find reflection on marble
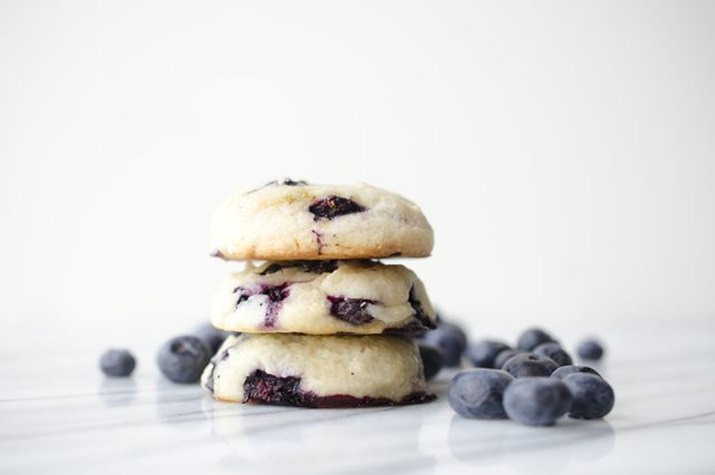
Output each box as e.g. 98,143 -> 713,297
1,318 -> 715,474
448,415 -> 615,473
98,378 -> 138,407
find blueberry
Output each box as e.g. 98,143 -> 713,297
533,342 -> 573,367
503,377 -> 572,426
193,322 -> 232,354
448,369 -> 514,419
407,287 -> 436,331
308,195 -> 366,220
562,373 -> 615,419
577,339 -> 605,360
418,344 -> 444,381
551,365 -> 602,380
421,321 -> 467,367
502,353 -> 559,378
517,327 -> 556,351
261,260 -> 339,275
100,349 -> 136,377
157,335 -> 212,384
494,349 -> 528,370
327,296 -> 376,325
244,370 -> 304,405
465,340 -> 511,368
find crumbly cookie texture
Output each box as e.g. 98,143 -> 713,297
210,260 -> 436,335
201,333 -> 434,407
209,180 -> 434,261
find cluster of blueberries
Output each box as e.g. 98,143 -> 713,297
418,323 -> 614,426
99,324 -> 232,383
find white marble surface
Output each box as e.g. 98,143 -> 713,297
2,317 -> 714,475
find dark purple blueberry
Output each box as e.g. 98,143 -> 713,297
234,283 -> 291,305
308,195 -> 366,221
533,342 -> 573,367
327,296 -> 375,325
551,365 -> 602,380
562,373 -> 615,419
465,340 -> 511,368
100,349 -> 136,377
420,321 -> 467,367
193,322 -> 232,354
244,370 -> 304,405
260,260 -> 339,275
448,369 -> 514,419
418,344 -> 444,381
407,287 -> 437,331
502,353 -> 559,378
298,260 -> 339,274
157,335 -> 212,384
577,339 -> 605,360
264,284 -> 290,302
517,327 -> 557,351
494,349 -> 528,370
259,263 -> 284,275
503,377 -> 572,426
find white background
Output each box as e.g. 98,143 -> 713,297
1,1 -> 714,345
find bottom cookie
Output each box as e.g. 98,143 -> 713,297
201,333 -> 434,407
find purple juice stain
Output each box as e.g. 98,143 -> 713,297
242,369 -> 435,407
327,296 -> 376,325
308,195 -> 366,221
234,283 -> 291,328
311,230 -> 325,254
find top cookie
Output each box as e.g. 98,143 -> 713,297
210,180 -> 434,261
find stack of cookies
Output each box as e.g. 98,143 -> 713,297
201,180 -> 438,407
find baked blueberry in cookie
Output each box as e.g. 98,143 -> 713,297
327,296 -> 376,325
308,196 -> 367,221
260,260 -> 340,276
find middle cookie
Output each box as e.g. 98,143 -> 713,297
211,260 -> 436,335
